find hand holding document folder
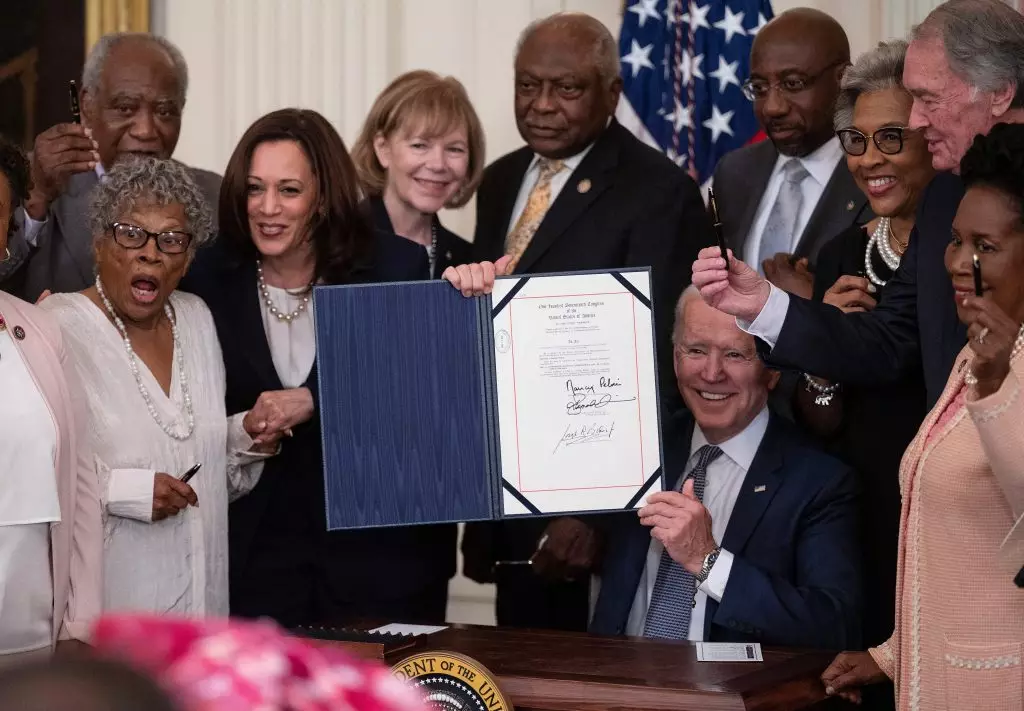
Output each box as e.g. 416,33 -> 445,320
314,268 -> 665,529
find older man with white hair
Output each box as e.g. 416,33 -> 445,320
691,0 -> 1024,409
0,32 -> 220,302
590,287 -> 861,649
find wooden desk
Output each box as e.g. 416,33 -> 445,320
384,625 -> 847,711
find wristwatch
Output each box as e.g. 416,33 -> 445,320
695,546 -> 721,585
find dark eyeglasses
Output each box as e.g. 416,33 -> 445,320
741,60 -> 846,102
110,222 -> 193,255
836,126 -> 913,156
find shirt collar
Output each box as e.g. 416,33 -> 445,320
690,406 -> 770,472
526,140 -> 596,175
772,135 -> 843,187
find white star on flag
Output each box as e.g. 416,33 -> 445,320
665,147 -> 688,168
713,7 -> 747,44
681,3 -> 711,31
749,13 -> 769,36
678,49 -> 705,84
703,104 -> 735,143
708,56 -> 741,93
664,98 -> 694,133
628,0 -> 662,28
621,40 -> 655,78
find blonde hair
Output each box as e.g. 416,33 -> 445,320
352,70 -> 485,209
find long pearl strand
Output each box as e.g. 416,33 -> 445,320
95,277 -> 195,441
426,222 -> 438,276
257,261 -> 311,322
864,217 -> 903,287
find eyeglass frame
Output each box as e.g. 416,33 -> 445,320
836,126 -> 914,157
741,60 -> 847,102
109,222 -> 194,255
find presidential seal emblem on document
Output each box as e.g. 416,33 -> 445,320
393,651 -> 513,711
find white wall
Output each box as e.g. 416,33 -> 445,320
150,0 -> 947,624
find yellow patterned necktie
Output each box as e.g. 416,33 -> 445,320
505,158 -> 565,269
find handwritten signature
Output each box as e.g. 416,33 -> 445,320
553,421 -> 617,453
564,378 -> 636,415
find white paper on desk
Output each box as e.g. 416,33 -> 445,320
491,271 -> 662,516
370,623 -> 447,636
696,642 -> 763,662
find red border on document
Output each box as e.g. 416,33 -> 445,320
504,289 -> 649,495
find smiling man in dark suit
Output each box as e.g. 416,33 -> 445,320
712,8 -> 865,299
463,11 -> 713,632
590,287 -> 861,649
0,33 -> 220,302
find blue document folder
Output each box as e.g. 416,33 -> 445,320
314,270 -> 664,530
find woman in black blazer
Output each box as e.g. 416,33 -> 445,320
352,70 -> 483,278
184,108 -> 456,627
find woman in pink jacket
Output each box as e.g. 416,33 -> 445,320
0,138 -> 102,664
823,123 -> 1024,709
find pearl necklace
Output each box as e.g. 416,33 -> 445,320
965,323 -> 1024,388
95,277 -> 195,440
864,217 -> 903,287
257,261 -> 312,322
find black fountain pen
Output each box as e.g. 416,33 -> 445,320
707,187 -> 728,267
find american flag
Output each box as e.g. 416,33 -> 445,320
617,0 -> 774,186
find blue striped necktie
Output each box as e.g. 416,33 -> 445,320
643,444 -> 723,640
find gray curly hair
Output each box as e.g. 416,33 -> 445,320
834,39 -> 909,131
90,156 -> 213,248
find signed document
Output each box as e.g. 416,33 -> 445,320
492,270 -> 663,515
314,269 -> 664,530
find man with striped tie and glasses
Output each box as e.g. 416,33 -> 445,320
591,287 -> 862,649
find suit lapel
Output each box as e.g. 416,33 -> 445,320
229,260 -> 283,390
513,124 -> 621,274
796,163 -> 867,261
733,142 -> 777,258
482,149 -> 533,258
59,171 -> 100,283
719,414 -> 785,554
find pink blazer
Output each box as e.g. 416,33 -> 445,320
0,292 -> 102,643
870,344 -> 1024,711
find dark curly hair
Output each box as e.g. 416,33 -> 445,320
0,135 -> 31,235
219,108 -> 373,285
960,123 -> 1024,225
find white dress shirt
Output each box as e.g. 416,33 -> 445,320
624,407 -> 770,640
0,327 -> 61,654
505,143 -> 597,237
738,284 -> 791,348
258,284 -> 316,389
742,137 -> 844,266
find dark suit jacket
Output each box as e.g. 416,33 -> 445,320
767,172 -> 966,408
712,139 -> 867,266
0,164 -> 221,302
473,119 -> 712,403
463,120 -> 713,584
590,410 -> 862,650
368,196 -> 471,279
182,233 -> 458,612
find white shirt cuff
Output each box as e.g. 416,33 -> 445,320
106,468 -> 154,522
736,284 -> 789,349
698,548 -> 734,603
227,411 -> 278,464
23,212 -> 46,248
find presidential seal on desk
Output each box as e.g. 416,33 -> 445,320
393,651 -> 513,711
